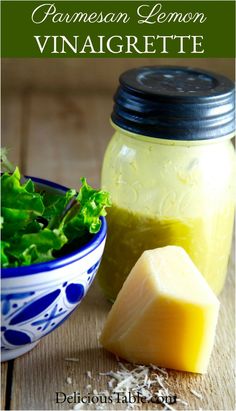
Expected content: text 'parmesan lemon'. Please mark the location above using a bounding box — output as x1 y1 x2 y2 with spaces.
100 246 220 374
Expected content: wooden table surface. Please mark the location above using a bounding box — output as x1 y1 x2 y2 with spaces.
1 91 235 411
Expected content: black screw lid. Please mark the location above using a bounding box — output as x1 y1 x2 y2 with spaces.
111 66 235 140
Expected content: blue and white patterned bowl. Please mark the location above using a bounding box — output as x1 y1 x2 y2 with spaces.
1 177 107 362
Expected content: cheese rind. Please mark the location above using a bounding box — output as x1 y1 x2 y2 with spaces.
100 246 220 374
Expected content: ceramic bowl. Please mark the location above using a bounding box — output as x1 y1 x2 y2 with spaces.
1 177 107 361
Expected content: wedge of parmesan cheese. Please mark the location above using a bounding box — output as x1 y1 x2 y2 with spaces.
100 246 220 374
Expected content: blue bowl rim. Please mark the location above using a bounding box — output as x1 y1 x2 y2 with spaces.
2 176 107 278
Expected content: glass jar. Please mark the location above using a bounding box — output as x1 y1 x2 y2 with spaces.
98 66 235 302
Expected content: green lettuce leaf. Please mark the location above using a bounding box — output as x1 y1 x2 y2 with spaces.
43 188 76 228
8 229 68 266
1 155 111 268
1 168 45 240
1 241 10 268
62 178 112 240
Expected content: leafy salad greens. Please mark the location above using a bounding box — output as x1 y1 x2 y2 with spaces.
1 149 111 268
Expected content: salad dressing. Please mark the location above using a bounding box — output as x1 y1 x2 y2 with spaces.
98 202 234 302
98 66 235 301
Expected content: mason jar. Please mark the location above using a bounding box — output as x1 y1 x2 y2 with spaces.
98 66 235 302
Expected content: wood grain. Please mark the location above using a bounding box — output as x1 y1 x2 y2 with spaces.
24 93 112 188
1 362 8 411
9 260 236 411
2 91 235 411
1 93 23 168
1 93 23 411
2 59 235 93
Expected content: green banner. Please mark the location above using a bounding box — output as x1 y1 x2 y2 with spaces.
1 1 235 58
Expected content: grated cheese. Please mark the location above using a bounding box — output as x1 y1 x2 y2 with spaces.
176 398 189 406
87 371 92 379
70 362 189 410
65 358 80 362
190 389 203 400
65 357 200 409
73 403 86 410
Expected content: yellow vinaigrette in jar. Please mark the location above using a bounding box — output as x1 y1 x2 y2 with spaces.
98 66 236 302
99 204 234 301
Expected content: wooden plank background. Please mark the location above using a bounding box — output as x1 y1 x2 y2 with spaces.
2 58 235 93
1 58 235 411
